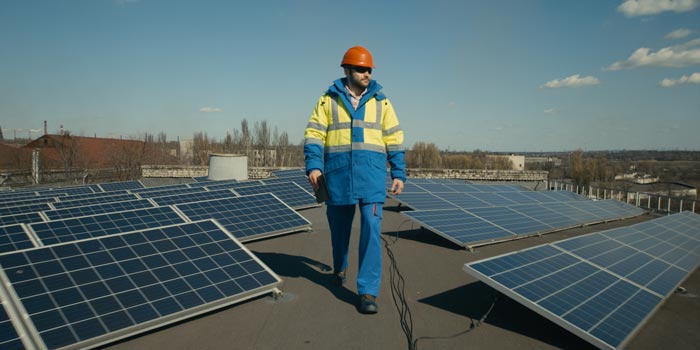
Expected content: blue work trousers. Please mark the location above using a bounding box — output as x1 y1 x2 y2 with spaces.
326 201 383 297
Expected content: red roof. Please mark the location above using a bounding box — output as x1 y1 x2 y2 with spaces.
23 134 146 168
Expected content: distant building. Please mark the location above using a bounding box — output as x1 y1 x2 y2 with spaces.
614 172 659 184
23 134 146 168
525 156 562 167
488 154 525 171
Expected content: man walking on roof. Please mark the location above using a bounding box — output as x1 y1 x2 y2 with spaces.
304 46 406 314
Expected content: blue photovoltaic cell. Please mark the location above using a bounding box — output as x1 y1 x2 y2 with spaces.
231 182 317 209
43 199 156 221
98 181 144 192
414 183 458 193
29 206 187 246
467 192 518 207
0 304 24 350
509 204 582 228
0 212 45 226
402 209 513 245
0 225 36 254
174 193 311 242
188 179 238 188
465 212 700 350
149 189 237 207
37 187 95 197
0 220 281 350
52 193 140 210
0 202 53 217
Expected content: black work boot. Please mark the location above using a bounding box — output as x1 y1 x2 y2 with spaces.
358 294 378 314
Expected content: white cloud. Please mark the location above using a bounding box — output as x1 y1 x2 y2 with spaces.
665 28 693 40
199 107 223 113
540 74 600 88
607 38 700 70
659 72 700 86
544 108 559 115
618 0 700 17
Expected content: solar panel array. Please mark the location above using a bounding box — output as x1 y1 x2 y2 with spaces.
0 220 282 350
403 200 645 247
231 182 316 210
0 225 35 254
175 193 312 242
43 199 157 221
28 207 187 246
464 211 700 350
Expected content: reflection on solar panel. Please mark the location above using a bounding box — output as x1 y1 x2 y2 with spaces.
43 199 156 221
149 189 237 207
0 212 45 226
464 212 700 350
0 203 53 217
175 193 312 242
0 220 282 350
231 182 317 209
402 200 645 248
98 181 144 192
0 303 24 350
29 206 187 246
0 225 36 254
52 193 140 210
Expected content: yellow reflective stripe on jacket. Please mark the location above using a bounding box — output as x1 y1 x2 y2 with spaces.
303 94 404 153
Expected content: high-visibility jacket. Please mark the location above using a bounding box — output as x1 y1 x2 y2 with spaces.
304 78 406 205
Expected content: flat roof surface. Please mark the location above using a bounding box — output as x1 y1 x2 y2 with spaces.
101 198 700 350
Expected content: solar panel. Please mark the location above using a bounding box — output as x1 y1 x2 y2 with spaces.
0 203 53 217
0 196 59 209
37 186 95 196
402 200 647 248
188 179 239 188
52 193 140 210
98 181 145 192
0 225 36 254
393 193 458 210
270 168 306 178
231 182 317 209
43 199 156 221
260 176 315 194
29 206 187 246
402 209 514 245
191 176 211 182
134 187 206 199
0 212 45 226
0 302 24 350
54 190 130 202
149 189 237 207
464 212 700 350
467 192 518 206
174 193 312 242
129 184 192 194
203 180 265 191
434 192 491 209
467 206 552 235
0 220 282 350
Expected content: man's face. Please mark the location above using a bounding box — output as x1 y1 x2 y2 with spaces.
345 65 372 89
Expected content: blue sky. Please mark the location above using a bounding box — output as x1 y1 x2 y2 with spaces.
1 0 699 152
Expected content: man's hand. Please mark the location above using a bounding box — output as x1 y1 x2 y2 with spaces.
308 169 322 190
390 179 404 195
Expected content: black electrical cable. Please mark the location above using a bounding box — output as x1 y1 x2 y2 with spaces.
382 220 499 350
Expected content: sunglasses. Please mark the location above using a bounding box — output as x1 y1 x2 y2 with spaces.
351 66 372 74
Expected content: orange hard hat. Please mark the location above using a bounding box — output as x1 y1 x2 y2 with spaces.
340 46 375 68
